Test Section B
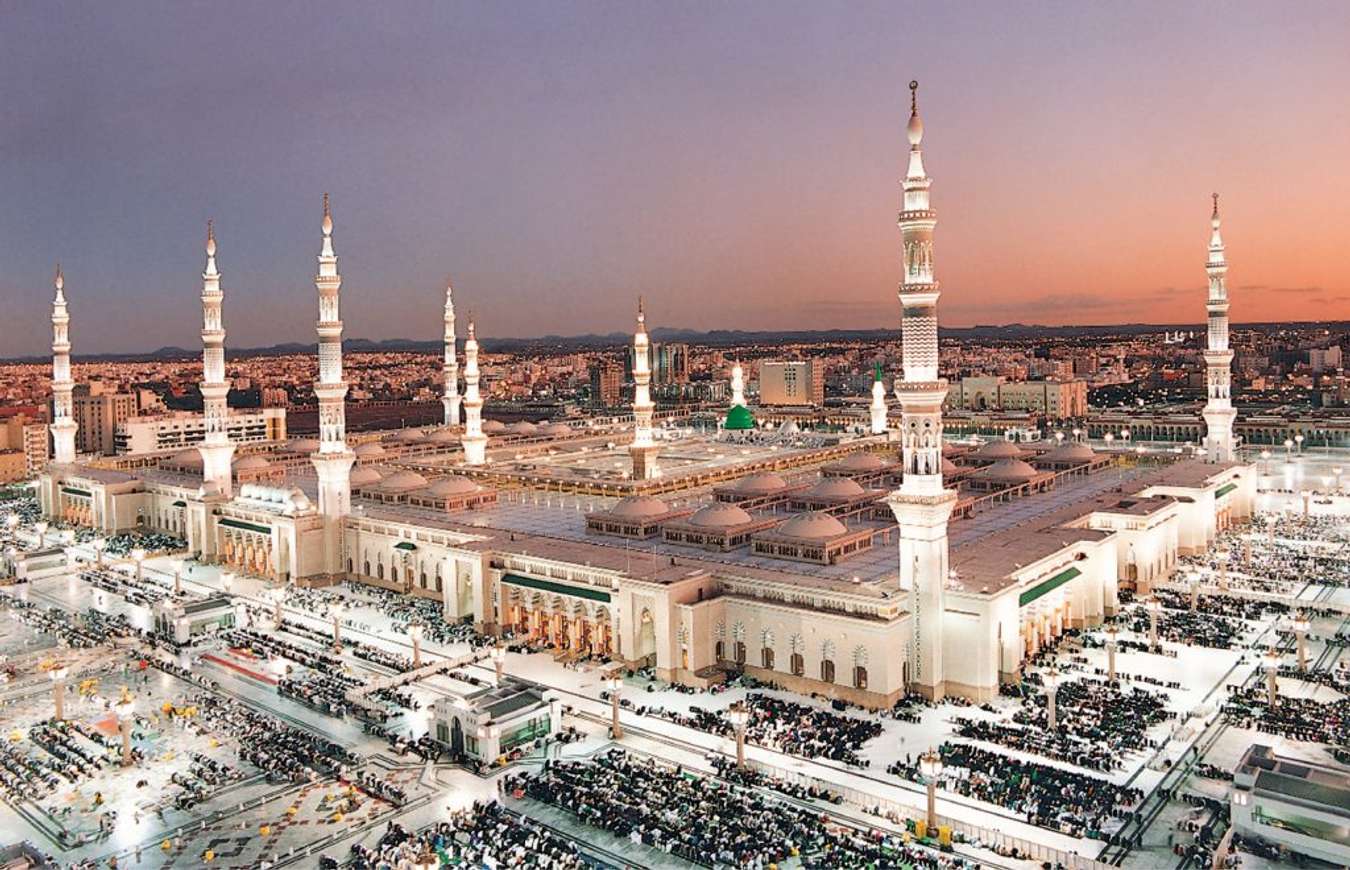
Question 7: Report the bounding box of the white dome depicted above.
[735,472,788,496]
[286,488,312,512]
[976,458,1040,483]
[542,422,573,437]
[506,421,539,436]
[168,449,203,468]
[780,420,800,435]
[974,440,1022,460]
[777,511,848,540]
[288,438,321,453]
[425,476,479,498]
[482,420,507,434]
[426,428,458,444]
[688,503,753,529]
[806,477,865,500]
[232,455,271,471]
[1042,443,1097,463]
[398,430,427,443]
[350,466,383,487]
[354,442,387,458]
[378,470,429,493]
[608,495,670,521]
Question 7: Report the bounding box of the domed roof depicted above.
[482,420,507,434]
[832,452,886,472]
[378,470,429,493]
[806,477,866,500]
[350,466,383,487]
[1042,442,1097,463]
[608,495,671,521]
[542,422,573,437]
[286,488,312,513]
[397,429,427,443]
[780,419,800,435]
[973,440,1023,460]
[168,449,203,468]
[232,455,271,471]
[426,428,458,444]
[735,472,788,495]
[425,475,479,498]
[777,511,848,541]
[975,458,1040,483]
[687,502,753,529]
[506,421,539,436]
[354,442,387,458]
[724,405,755,431]
[288,438,320,453]
[941,456,960,476]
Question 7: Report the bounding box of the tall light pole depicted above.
[1042,666,1063,731]
[1217,548,1229,591]
[1334,466,1343,492]
[1189,572,1202,611]
[173,559,184,596]
[115,688,136,767]
[91,537,106,568]
[50,665,69,722]
[331,602,346,653]
[1295,434,1304,454]
[1284,438,1294,458]
[727,701,749,770]
[1146,596,1161,649]
[34,521,48,547]
[268,585,285,628]
[490,642,506,686]
[606,674,623,739]
[1263,647,1281,707]
[131,547,146,583]
[1259,450,1271,476]
[919,748,943,832]
[408,620,424,668]
[1104,625,1119,682]
[1291,612,1311,673]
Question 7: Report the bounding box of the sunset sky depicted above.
[2,1,1348,357]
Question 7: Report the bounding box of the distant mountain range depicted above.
[5,320,1348,363]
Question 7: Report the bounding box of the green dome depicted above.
[724,404,755,430]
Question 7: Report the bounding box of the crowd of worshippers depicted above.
[505,749,977,869]
[1124,603,1248,650]
[186,692,358,783]
[1222,685,1350,749]
[634,692,881,767]
[6,599,136,648]
[341,580,489,647]
[80,566,172,608]
[1243,516,1350,589]
[0,494,42,526]
[364,722,444,761]
[0,737,63,801]
[889,743,1144,841]
[353,770,409,807]
[279,618,415,673]
[1166,792,1229,866]
[707,753,844,804]
[96,530,186,558]
[1008,674,1173,756]
[167,754,245,811]
[954,716,1123,773]
[347,803,585,870]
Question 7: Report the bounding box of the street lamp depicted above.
[1104,433,1114,450]
[220,571,235,596]
[1188,572,1202,611]
[918,748,943,832]
[1054,431,1064,445]
[91,537,106,568]
[1295,434,1304,453]
[727,701,750,770]
[1284,438,1294,458]
[1334,466,1343,492]
[1290,612,1311,673]
[606,674,623,739]
[1146,596,1162,650]
[34,521,48,547]
[331,602,346,653]
[173,559,185,596]
[1263,647,1281,707]
[115,688,136,767]
[1042,666,1064,731]
[489,641,507,685]
[1216,548,1230,591]
[1259,450,1271,475]
[130,547,147,583]
[268,585,286,627]
[50,664,69,721]
[408,620,424,669]
[1104,625,1120,682]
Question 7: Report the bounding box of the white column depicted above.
[49,266,78,467]
[442,282,461,426]
[197,221,236,496]
[461,320,487,465]
[1202,194,1236,463]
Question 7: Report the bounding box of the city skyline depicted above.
[4,1,1349,357]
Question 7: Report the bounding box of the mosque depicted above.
[36,83,1254,707]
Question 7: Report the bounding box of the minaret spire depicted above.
[886,79,958,701]
[442,281,461,426]
[310,195,356,577]
[461,315,487,464]
[870,361,888,435]
[49,264,78,466]
[629,297,659,479]
[1202,193,1236,462]
[197,219,236,496]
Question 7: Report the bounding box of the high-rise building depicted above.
[72,389,137,456]
[759,360,825,406]
[114,408,286,454]
[590,360,622,408]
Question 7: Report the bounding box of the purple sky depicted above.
[3,1,1349,357]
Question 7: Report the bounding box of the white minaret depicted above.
[1202,193,1236,463]
[886,81,957,701]
[629,298,659,480]
[870,362,888,435]
[442,282,461,426]
[730,361,746,407]
[49,264,78,466]
[461,319,487,465]
[310,195,355,574]
[197,221,236,497]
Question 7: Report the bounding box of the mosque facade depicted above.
[36,87,1256,708]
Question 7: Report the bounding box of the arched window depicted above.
[715,640,726,661]
[853,665,868,690]
[377,563,384,580]
[790,653,804,677]
[820,659,835,684]
[761,647,775,670]
[364,560,370,576]
[347,558,353,573]
[734,641,746,665]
